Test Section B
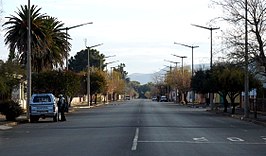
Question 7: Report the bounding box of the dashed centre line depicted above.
[131,128,139,151]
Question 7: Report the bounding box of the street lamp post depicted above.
[191,24,220,68]
[164,59,180,68]
[26,0,31,121]
[101,55,116,70]
[164,60,180,103]
[172,54,187,74]
[164,65,173,72]
[86,43,103,108]
[191,24,220,110]
[60,22,93,70]
[174,42,199,76]
[105,60,119,71]
[174,42,199,106]
[244,0,249,118]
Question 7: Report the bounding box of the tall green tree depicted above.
[34,16,69,72]
[113,63,129,81]
[32,70,81,103]
[90,68,107,104]
[68,49,106,72]
[3,5,69,72]
[192,62,262,113]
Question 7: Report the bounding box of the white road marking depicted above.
[227,137,244,142]
[261,136,266,141]
[0,125,12,130]
[193,137,208,142]
[131,128,139,151]
[137,140,266,145]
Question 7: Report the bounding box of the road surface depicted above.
[0,99,266,156]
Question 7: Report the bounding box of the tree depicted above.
[191,69,213,94]
[35,16,69,71]
[32,70,81,103]
[126,81,140,98]
[90,68,107,104]
[213,0,266,73]
[3,5,70,72]
[68,48,106,72]
[108,70,126,100]
[0,60,23,101]
[114,63,128,80]
[211,62,261,113]
[165,67,191,103]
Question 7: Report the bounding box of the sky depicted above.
[0,0,224,74]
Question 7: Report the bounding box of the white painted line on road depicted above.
[227,137,244,142]
[261,136,266,141]
[193,137,208,142]
[131,128,139,151]
[137,140,266,145]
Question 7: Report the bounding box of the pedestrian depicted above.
[58,94,66,121]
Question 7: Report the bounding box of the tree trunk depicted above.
[94,94,97,104]
[223,97,228,113]
[184,92,188,104]
[231,98,236,114]
[90,94,93,105]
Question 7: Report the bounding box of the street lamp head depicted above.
[172,54,187,59]
[86,43,103,49]
[191,24,220,31]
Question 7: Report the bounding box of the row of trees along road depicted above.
[191,62,261,114]
[0,5,129,104]
[154,0,266,114]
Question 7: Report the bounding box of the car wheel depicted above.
[30,116,39,123]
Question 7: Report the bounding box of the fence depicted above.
[250,98,266,112]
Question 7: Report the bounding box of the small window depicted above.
[33,95,51,103]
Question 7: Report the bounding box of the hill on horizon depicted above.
[128,63,210,85]
[128,73,154,84]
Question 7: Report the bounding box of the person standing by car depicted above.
[58,94,66,121]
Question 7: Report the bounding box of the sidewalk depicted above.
[184,102,266,126]
[208,107,266,127]
[0,101,110,129]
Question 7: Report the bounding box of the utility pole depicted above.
[174,42,199,106]
[59,22,93,70]
[26,0,31,121]
[172,54,187,74]
[164,59,180,68]
[191,24,220,110]
[244,0,249,118]
[86,43,103,108]
[191,24,219,68]
[101,55,116,70]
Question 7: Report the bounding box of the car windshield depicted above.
[33,96,51,103]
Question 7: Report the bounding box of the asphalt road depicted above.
[0,99,266,156]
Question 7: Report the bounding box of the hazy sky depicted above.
[0,0,223,74]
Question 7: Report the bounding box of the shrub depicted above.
[0,100,23,121]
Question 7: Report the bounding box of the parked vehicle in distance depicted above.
[160,96,168,102]
[152,96,157,101]
[125,95,130,100]
[29,93,59,122]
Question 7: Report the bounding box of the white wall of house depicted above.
[11,81,27,109]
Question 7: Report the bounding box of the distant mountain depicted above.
[128,73,154,84]
[128,63,210,85]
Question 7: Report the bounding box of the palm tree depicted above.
[3,5,70,72]
[34,16,70,72]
